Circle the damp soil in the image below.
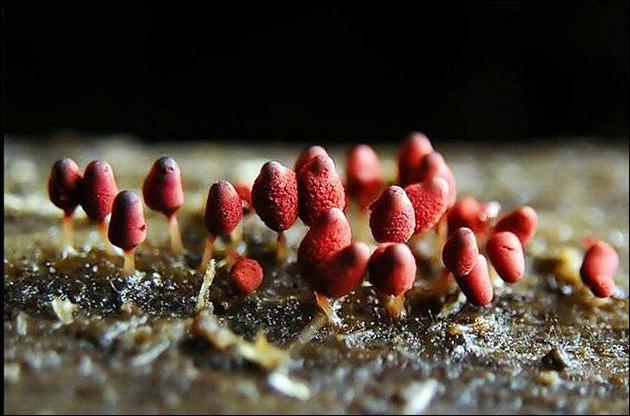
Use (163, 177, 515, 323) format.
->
(3, 137, 629, 414)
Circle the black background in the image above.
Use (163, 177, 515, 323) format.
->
(3, 2, 629, 143)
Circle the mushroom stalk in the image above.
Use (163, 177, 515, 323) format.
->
(61, 214, 74, 249)
(276, 231, 288, 263)
(168, 215, 184, 255)
(123, 249, 136, 275)
(199, 235, 216, 273)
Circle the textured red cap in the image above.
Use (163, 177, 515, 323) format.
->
(486, 231, 525, 284)
(442, 227, 479, 277)
(142, 156, 184, 219)
(48, 158, 83, 216)
(404, 177, 449, 234)
(108, 191, 147, 252)
(306, 242, 370, 298)
(230, 257, 264, 296)
(298, 207, 351, 272)
(294, 145, 329, 175)
(298, 154, 346, 226)
(234, 182, 254, 215)
(80, 160, 119, 222)
(345, 144, 384, 208)
(447, 197, 491, 235)
(454, 254, 493, 306)
(204, 181, 243, 237)
(252, 161, 298, 232)
(397, 132, 434, 187)
(580, 240, 618, 297)
(368, 243, 417, 297)
(369, 186, 415, 243)
(414, 152, 457, 208)
(494, 206, 538, 245)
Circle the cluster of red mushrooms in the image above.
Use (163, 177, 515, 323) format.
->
(48, 132, 620, 323)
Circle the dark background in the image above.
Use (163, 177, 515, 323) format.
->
(3, 2, 629, 143)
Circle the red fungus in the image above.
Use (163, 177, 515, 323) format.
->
(143, 156, 185, 254)
(486, 231, 525, 284)
(297, 207, 352, 272)
(251, 161, 299, 232)
(494, 206, 538, 245)
(454, 254, 494, 306)
(108, 191, 147, 274)
(80, 160, 119, 253)
(345, 144, 384, 208)
(306, 242, 370, 299)
(447, 197, 493, 236)
(49, 158, 83, 217)
(297, 154, 346, 226)
(204, 180, 243, 237)
(297, 208, 360, 326)
(234, 182, 254, 216)
(580, 240, 618, 297)
(48, 158, 82, 248)
(368, 243, 417, 319)
(404, 177, 449, 235)
(81, 160, 119, 223)
(368, 243, 417, 297)
(230, 257, 264, 296)
(143, 156, 184, 218)
(414, 151, 457, 207)
(200, 181, 243, 272)
(252, 161, 299, 262)
(397, 132, 434, 187)
(368, 186, 415, 243)
(294, 145, 329, 175)
(442, 227, 479, 277)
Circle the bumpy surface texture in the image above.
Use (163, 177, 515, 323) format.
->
(230, 257, 264, 296)
(369, 186, 415, 243)
(204, 181, 243, 237)
(297, 208, 351, 271)
(297, 155, 346, 226)
(4, 138, 629, 414)
(405, 177, 449, 234)
(252, 161, 298, 232)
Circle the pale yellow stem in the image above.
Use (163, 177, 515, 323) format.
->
(99, 220, 116, 255)
(62, 214, 74, 249)
(383, 294, 407, 320)
(356, 206, 372, 243)
(314, 292, 341, 327)
(123, 249, 136, 275)
(230, 225, 243, 246)
(276, 232, 288, 263)
(225, 248, 240, 268)
(198, 236, 215, 273)
(407, 233, 423, 257)
(431, 268, 453, 296)
(168, 215, 184, 255)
